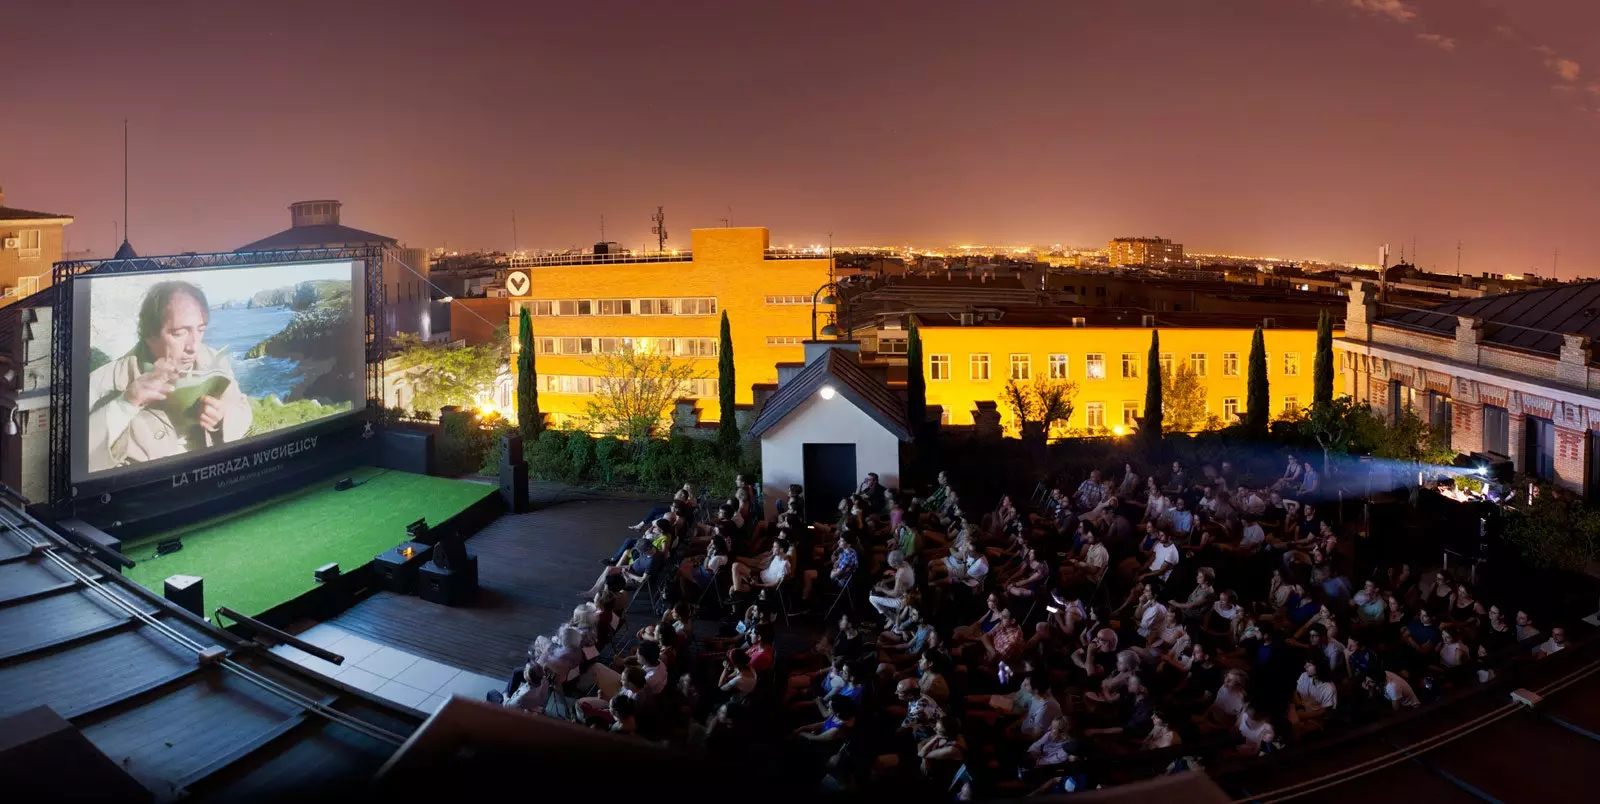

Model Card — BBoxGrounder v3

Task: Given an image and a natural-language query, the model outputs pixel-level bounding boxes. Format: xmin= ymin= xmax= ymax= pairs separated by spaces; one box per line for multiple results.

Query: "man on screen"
xmin=85 ymin=280 xmax=252 ymax=472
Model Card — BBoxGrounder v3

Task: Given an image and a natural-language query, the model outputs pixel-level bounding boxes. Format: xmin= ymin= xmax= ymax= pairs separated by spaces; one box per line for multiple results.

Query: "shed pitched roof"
xmin=1378 ymin=280 xmax=1600 ymax=360
xmin=748 ymin=349 xmax=912 ymax=440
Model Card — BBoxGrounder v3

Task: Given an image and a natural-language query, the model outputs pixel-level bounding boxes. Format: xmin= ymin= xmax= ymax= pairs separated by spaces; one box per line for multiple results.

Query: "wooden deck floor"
xmin=324 ymin=496 xmax=644 ymax=679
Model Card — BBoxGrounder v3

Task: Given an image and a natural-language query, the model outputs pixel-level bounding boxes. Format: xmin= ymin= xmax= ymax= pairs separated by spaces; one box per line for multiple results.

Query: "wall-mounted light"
xmin=4 ymin=407 xmax=17 ymax=436
xmin=819 ymin=385 xmax=837 ymax=400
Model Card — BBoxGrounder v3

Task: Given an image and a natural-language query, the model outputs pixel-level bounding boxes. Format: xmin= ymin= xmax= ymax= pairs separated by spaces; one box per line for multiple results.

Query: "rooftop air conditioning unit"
xmin=2 ymin=238 xmax=17 ymax=250
xmin=959 ymin=312 xmax=975 ymax=326
xmin=1071 ymin=317 xmax=1086 ymax=328
xmin=1263 ymin=317 xmax=1276 ymax=329
xmin=1141 ymin=315 xmax=1156 ymax=327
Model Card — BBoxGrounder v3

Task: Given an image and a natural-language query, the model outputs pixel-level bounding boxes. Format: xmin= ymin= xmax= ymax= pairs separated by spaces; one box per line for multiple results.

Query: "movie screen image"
xmin=71 ymin=260 xmax=366 ymax=481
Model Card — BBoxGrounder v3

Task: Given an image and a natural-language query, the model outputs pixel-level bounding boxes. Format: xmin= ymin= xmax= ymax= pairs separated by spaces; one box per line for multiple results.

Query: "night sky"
xmin=4 ymin=1 xmax=1597 ymax=274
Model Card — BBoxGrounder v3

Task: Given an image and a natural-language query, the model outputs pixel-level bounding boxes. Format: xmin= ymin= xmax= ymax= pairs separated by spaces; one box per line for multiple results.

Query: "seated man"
xmin=1074 ymin=470 xmax=1106 ymax=511
xmin=801 ymin=533 xmax=860 ymax=607
xmin=732 ymin=538 xmax=793 ymax=594
xmin=1139 ymin=529 xmax=1182 ymax=584
xmin=859 ymin=472 xmax=889 ymax=515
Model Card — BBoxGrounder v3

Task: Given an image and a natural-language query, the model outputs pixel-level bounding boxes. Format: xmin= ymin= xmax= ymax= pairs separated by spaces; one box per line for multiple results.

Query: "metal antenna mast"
xmin=651 ymin=206 xmax=668 ymax=251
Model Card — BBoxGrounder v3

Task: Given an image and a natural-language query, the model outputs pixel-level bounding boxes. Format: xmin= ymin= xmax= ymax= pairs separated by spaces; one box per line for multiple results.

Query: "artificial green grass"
xmin=122 ymin=467 xmax=495 ymax=617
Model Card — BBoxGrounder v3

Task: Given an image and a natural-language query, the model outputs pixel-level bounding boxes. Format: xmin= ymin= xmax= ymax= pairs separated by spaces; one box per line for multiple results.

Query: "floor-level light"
xmin=819 ymin=385 xmax=837 ymax=400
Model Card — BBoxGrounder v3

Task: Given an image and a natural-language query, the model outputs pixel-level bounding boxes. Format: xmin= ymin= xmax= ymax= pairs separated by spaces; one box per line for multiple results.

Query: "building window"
xmin=638 ymin=298 xmax=674 ymax=315
xmin=17 ymin=229 xmax=40 ymax=260
xmin=878 ymin=338 xmax=908 ymax=355
xmin=677 ymin=338 xmax=718 ymax=357
xmin=557 ymin=299 xmax=592 ymax=316
xmin=1190 ymin=353 xmax=1207 ymax=377
xmin=687 ymin=378 xmax=718 ymax=397
xmin=765 ymin=336 xmax=805 ymax=346
xmin=1048 ymin=353 xmax=1069 ymax=379
xmin=1086 ymin=353 xmax=1106 ymax=380
xmin=764 ymin=295 xmax=810 ymax=305
xmin=1284 ymin=396 xmax=1300 ymax=415
xmin=1159 ymin=353 xmax=1174 ymax=377
xmin=939 ymin=408 xmax=951 ymax=426
xmin=930 ymin=354 xmax=950 ymax=381
xmin=1483 ymin=404 xmax=1509 ymax=456
xmin=1122 ymin=401 xmax=1140 ymax=426
xmin=677 ymin=297 xmax=717 ymax=316
xmin=1085 ymin=403 xmax=1105 ymax=429
xmin=1283 ymin=352 xmax=1301 ymax=376
xmin=535 ymin=337 xmax=555 ymax=354
xmin=1121 ymin=353 xmax=1140 ymax=379
xmin=1222 ymin=352 xmax=1239 ymax=376
xmin=1010 ymin=354 xmax=1031 ymax=381
xmin=970 ymin=354 xmax=991 ymax=381
xmin=1222 ymin=397 xmax=1240 ymax=422
xmin=596 ymin=299 xmax=633 ymax=316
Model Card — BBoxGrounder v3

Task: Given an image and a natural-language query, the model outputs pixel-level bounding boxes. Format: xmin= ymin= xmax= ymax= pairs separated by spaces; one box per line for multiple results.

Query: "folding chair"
xmin=820 ymin=570 xmax=858 ymax=621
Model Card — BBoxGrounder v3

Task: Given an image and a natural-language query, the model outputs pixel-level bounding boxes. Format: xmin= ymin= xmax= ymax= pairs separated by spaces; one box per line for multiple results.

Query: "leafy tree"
xmin=1246 ymin=326 xmax=1269 ymax=438
xmin=1142 ymin=330 xmax=1163 ymax=442
xmin=906 ymin=319 xmax=926 ymax=434
xmin=1503 ymin=485 xmax=1600 ymax=572
xmin=517 ymin=307 xmax=542 ymax=442
xmin=717 ymin=311 xmax=739 ymax=454
xmin=1159 ymin=360 xmax=1217 ymax=433
xmin=582 ymin=343 xmax=703 ymax=452
xmin=390 ymin=332 xmax=507 ymax=417
xmin=1001 ymin=376 xmax=1078 ymax=439
xmin=1313 ymin=310 xmax=1334 ymax=411
xmin=1302 ymin=396 xmax=1362 ymax=478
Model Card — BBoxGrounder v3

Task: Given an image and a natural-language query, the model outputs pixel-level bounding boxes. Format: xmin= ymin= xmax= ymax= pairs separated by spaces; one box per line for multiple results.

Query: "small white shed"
xmin=749 ymin=348 xmax=913 ymax=521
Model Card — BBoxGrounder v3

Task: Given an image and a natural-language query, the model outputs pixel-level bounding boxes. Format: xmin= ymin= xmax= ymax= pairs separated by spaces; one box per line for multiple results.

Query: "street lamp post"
xmin=811 ymin=281 xmax=843 ymax=341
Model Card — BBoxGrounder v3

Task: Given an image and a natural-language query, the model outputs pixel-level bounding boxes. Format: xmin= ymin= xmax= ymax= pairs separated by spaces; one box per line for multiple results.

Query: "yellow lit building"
xmin=506 ymin=227 xmax=832 ymax=427
xmin=1108 ymin=236 xmax=1184 ymax=268
xmin=911 ymin=310 xmax=1341 ymax=432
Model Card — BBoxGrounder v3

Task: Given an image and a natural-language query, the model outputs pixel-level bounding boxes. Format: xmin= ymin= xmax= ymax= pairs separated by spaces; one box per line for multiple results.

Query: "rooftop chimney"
xmin=290 ymin=200 xmax=341 ymax=228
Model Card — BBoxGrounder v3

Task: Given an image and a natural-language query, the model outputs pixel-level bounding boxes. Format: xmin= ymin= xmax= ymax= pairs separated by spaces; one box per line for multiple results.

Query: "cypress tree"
xmin=906 ymin=319 xmax=927 ymax=435
xmin=717 ymin=311 xmax=739 ymax=454
xmin=517 ymin=306 xmax=542 ymax=441
xmin=1313 ymin=309 xmax=1334 ymax=411
xmin=1246 ymin=325 xmax=1270 ymax=437
xmin=1143 ymin=329 xmax=1163 ymax=442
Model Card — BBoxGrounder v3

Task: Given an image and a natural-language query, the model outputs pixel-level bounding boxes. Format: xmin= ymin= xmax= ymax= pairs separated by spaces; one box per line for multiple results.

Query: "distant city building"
xmin=237 ymin=200 xmax=431 ymax=306
xmin=0 ymin=186 xmax=74 ymax=304
xmin=236 ymin=199 xmax=434 ymax=339
xmin=505 ymin=227 xmax=833 ymax=429
xmin=1108 ymin=236 xmax=1184 ymax=268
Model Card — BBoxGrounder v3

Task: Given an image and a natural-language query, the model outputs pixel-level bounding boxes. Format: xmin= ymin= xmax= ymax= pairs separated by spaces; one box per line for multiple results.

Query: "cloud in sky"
xmin=1416 ymin=33 xmax=1456 ymax=51
xmin=1536 ymin=45 xmax=1582 ymax=82
xmin=1494 ymin=24 xmax=1518 ymax=40
xmin=1347 ymin=0 xmax=1420 ymax=24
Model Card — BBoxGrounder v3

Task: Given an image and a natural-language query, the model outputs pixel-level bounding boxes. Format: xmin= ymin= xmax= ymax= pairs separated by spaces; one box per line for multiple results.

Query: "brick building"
xmin=1337 ymin=280 xmax=1600 ymax=496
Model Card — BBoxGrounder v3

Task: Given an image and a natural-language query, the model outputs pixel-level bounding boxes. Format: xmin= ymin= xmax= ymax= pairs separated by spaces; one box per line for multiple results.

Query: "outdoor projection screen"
xmin=70 ymin=260 xmax=367 ymax=483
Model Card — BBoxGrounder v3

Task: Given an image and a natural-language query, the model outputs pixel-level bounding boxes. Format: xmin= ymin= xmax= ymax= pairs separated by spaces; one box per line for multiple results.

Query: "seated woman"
xmin=677 ymin=533 xmax=731 ymax=601
xmin=1004 ymin=545 xmax=1049 ymax=600
xmin=580 ymin=529 xmax=666 ymax=599
xmin=953 ymin=593 xmax=1008 ymax=645
xmin=868 ymin=550 xmax=917 ymax=620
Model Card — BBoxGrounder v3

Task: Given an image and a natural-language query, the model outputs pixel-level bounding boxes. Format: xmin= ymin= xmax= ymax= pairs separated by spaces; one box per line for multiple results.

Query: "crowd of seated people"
xmin=482 ymin=457 xmax=1579 ymax=797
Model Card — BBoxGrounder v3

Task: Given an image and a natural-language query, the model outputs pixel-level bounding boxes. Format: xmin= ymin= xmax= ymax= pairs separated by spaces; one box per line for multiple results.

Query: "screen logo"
xmin=505 ymin=270 xmax=530 ymax=296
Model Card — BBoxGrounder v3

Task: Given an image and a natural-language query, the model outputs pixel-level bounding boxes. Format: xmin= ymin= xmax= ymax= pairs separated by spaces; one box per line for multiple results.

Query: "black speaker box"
xmin=500 ymin=433 xmax=524 ymax=467
xmin=163 ymin=574 xmax=204 ymax=618
xmin=500 ymin=461 xmax=529 ymax=513
xmin=419 ymin=555 xmax=479 ymax=606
